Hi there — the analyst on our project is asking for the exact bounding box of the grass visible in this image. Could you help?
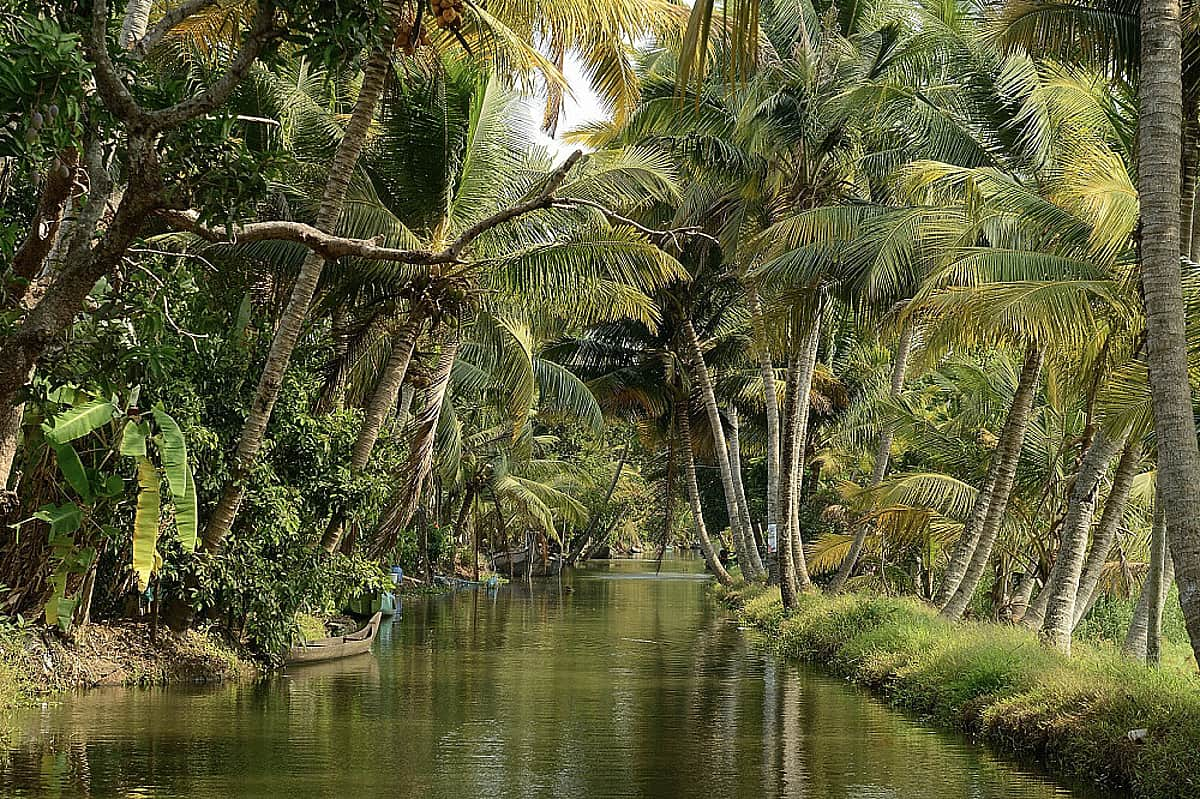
[719,583,1200,799]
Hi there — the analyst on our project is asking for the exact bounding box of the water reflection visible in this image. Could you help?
[2,556,1102,798]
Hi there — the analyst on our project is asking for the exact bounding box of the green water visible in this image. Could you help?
[3,556,1104,798]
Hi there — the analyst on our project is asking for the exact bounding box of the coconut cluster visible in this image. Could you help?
[429,0,465,31]
[396,17,431,54]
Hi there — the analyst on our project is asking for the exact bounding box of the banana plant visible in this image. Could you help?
[31,390,198,629]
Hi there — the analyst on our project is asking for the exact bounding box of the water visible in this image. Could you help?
[3,556,1104,798]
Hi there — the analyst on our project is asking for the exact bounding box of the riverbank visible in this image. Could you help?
[0,621,256,711]
[719,584,1200,799]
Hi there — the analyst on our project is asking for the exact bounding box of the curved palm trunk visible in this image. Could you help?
[320,313,425,552]
[750,289,781,534]
[829,324,913,593]
[679,411,733,585]
[349,313,425,471]
[1037,428,1127,652]
[1139,0,1200,665]
[784,314,822,597]
[681,319,759,581]
[1073,440,1142,628]
[940,344,1042,621]
[728,405,766,577]
[202,29,398,553]
[368,334,458,559]
[567,442,628,566]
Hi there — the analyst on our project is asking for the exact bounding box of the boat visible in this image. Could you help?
[490,549,563,577]
[285,612,382,665]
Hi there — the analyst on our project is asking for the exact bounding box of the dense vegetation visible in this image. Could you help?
[3,0,1200,713]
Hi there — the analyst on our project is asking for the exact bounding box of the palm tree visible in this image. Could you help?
[199,0,684,553]
[1138,0,1200,664]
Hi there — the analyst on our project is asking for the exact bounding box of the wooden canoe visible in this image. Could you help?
[285,612,383,665]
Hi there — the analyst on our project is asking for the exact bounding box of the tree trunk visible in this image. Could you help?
[777,350,802,608]
[1073,439,1142,628]
[349,313,424,471]
[784,313,822,595]
[728,405,766,578]
[203,37,398,553]
[320,313,425,552]
[1037,428,1127,653]
[119,0,155,49]
[567,441,628,566]
[750,288,781,535]
[679,410,733,585]
[1147,493,1168,665]
[680,319,760,581]
[1125,500,1174,660]
[828,324,913,592]
[368,334,459,559]
[1138,0,1200,666]
[940,344,1042,621]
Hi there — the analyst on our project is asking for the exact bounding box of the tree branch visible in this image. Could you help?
[444,149,585,259]
[145,1,283,130]
[157,150,596,265]
[131,0,220,58]
[550,197,719,247]
[82,0,150,125]
[157,210,450,263]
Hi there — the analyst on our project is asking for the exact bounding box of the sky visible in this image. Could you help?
[528,55,611,151]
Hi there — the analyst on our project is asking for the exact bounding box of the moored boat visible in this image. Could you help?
[285,612,383,665]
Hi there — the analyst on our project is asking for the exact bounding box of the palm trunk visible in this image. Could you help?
[681,319,758,581]
[349,313,424,471]
[567,442,628,566]
[1147,494,1169,665]
[785,313,822,595]
[1073,440,1142,628]
[1037,428,1127,652]
[319,314,424,552]
[728,405,766,578]
[368,334,459,559]
[750,289,781,534]
[202,31,398,553]
[679,410,733,585]
[1125,500,1174,660]
[777,350,802,608]
[1138,0,1200,666]
[119,0,155,49]
[829,324,913,592]
[940,344,1042,621]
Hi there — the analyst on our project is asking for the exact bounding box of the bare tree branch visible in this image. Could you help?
[157,210,449,263]
[443,149,585,259]
[157,150,595,264]
[550,197,719,247]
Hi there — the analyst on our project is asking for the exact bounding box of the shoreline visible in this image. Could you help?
[717,583,1200,799]
[1,622,257,712]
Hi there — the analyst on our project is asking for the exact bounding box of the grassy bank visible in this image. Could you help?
[719,584,1200,799]
[0,621,256,712]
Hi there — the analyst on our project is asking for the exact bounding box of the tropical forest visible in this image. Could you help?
[3,0,1200,797]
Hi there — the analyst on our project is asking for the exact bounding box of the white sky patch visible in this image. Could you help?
[528,53,611,154]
